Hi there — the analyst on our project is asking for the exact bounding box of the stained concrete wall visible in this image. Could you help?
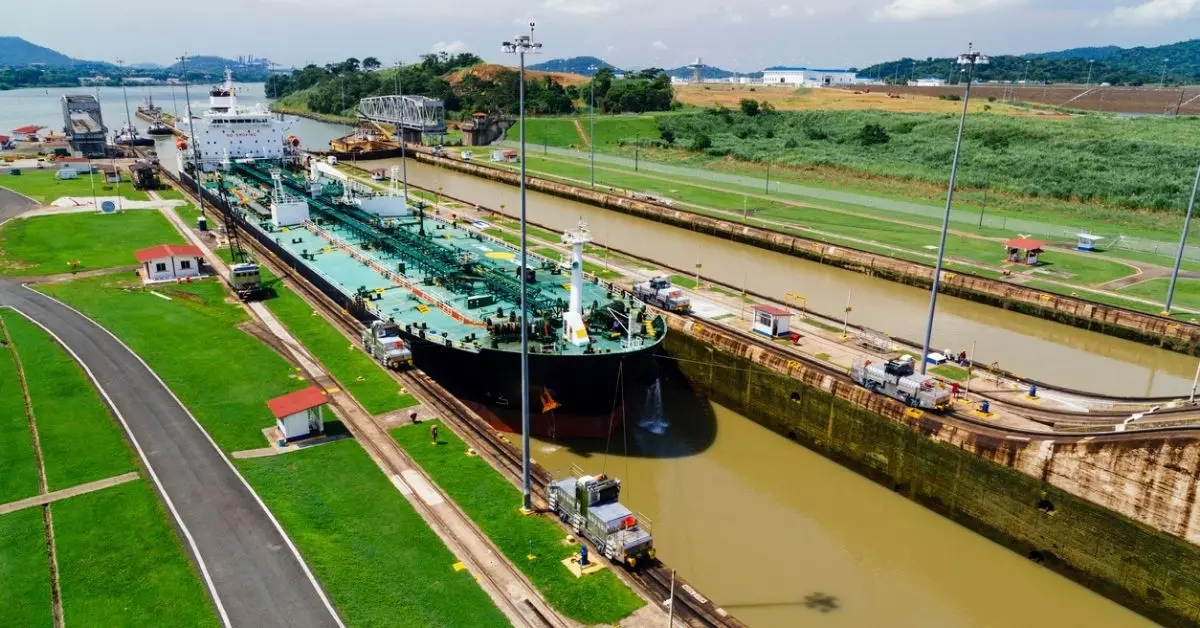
[413,152,1200,356]
[662,314,1200,627]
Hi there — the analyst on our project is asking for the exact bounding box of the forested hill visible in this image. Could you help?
[859,38,1200,86]
[528,56,614,75]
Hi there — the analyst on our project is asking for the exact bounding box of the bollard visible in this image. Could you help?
[980,400,990,414]
[1029,383,1038,398]
[579,544,589,567]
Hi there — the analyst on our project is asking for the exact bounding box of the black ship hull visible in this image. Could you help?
[183,170,661,438]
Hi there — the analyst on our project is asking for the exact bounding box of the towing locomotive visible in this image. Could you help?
[547,468,655,569]
[851,355,952,411]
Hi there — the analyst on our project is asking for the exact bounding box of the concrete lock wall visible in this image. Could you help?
[414,152,1200,356]
[660,313,1200,628]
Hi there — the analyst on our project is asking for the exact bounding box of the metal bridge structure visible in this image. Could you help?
[356,95,446,135]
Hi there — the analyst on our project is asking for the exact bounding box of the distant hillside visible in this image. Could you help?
[529,56,614,76]
[0,36,75,66]
[166,55,270,79]
[860,38,1200,86]
[665,64,762,80]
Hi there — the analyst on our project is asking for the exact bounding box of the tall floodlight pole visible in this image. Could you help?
[503,23,542,513]
[395,60,409,207]
[1164,161,1200,313]
[919,44,988,375]
[588,64,598,189]
[1085,59,1094,89]
[179,54,204,217]
[1162,58,1170,88]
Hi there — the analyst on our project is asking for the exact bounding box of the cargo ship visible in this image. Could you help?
[176,73,665,438]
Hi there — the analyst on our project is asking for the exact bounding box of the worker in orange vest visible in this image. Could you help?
[430,424,439,445]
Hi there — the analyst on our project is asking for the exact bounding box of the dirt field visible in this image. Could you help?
[672,84,1069,118]
[446,64,590,87]
[853,84,1200,115]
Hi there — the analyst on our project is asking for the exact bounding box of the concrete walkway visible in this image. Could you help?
[0,472,140,515]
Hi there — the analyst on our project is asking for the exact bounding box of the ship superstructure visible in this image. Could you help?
[180,69,292,170]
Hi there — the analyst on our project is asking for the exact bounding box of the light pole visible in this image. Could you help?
[502,22,542,513]
[179,54,205,218]
[588,64,598,189]
[1085,59,1094,89]
[395,60,409,208]
[1164,160,1200,313]
[919,44,988,375]
[1162,58,1170,88]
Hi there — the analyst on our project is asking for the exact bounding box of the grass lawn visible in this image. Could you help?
[37,276,305,452]
[505,118,585,148]
[590,116,661,148]
[670,274,698,289]
[53,480,219,627]
[173,203,201,227]
[1118,278,1200,312]
[260,268,417,414]
[0,508,52,628]
[931,364,971,382]
[0,311,134,491]
[483,227,520,247]
[533,247,563,261]
[0,316,39,504]
[156,188,186,201]
[238,440,510,627]
[583,260,622,280]
[0,169,150,205]
[0,211,184,276]
[392,421,644,624]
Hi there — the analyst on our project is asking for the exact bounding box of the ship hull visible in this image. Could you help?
[403,333,659,438]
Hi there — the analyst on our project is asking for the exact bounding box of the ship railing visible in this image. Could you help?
[305,222,486,329]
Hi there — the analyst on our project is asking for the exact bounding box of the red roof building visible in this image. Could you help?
[11,125,43,136]
[0,135,10,144]
[752,304,792,317]
[267,386,328,442]
[1004,237,1045,251]
[1004,238,1046,265]
[133,244,203,263]
[267,386,328,419]
[751,304,793,337]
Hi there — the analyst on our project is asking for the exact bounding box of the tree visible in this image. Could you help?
[739,98,760,116]
[362,57,382,71]
[858,123,890,146]
[660,129,675,144]
[691,132,712,151]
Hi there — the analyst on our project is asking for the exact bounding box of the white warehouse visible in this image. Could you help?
[761,66,859,87]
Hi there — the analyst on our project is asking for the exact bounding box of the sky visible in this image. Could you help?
[6,0,1200,70]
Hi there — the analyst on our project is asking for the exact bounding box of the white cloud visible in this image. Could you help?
[725,6,745,22]
[606,44,617,52]
[805,6,816,15]
[430,41,468,54]
[873,0,1023,21]
[769,4,792,17]
[542,0,616,16]
[651,39,668,50]
[1109,0,1199,25]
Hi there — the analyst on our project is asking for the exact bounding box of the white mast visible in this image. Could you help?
[561,218,592,346]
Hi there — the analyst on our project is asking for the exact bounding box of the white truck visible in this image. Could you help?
[851,356,952,411]
[633,276,691,313]
[361,320,414,369]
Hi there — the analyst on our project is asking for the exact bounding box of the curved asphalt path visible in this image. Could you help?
[0,280,342,628]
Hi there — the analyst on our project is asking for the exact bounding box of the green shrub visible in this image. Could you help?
[858,123,891,146]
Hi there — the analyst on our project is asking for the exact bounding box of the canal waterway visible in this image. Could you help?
[363,156,1198,397]
[520,374,1157,628]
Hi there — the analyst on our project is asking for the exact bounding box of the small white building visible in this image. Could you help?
[134,244,204,283]
[56,157,91,179]
[751,304,793,337]
[267,386,327,442]
[909,77,947,87]
[761,66,858,87]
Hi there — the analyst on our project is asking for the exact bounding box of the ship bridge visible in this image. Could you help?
[356,95,446,141]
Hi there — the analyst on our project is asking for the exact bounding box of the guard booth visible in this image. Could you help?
[1076,233,1103,252]
[1004,237,1045,265]
[751,304,792,337]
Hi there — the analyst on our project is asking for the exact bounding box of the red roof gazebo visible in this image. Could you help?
[1004,237,1045,265]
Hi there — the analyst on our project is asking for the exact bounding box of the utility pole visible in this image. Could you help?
[1164,160,1200,313]
[978,172,990,228]
[588,64,597,190]
[395,60,409,208]
[502,22,543,513]
[765,161,771,194]
[179,54,205,218]
[919,44,988,375]
[1162,58,1170,88]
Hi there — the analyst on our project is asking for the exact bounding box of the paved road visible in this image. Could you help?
[0,187,37,223]
[0,281,342,628]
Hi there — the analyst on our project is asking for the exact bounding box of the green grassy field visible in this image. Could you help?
[0,508,52,628]
[260,268,417,415]
[0,169,150,204]
[37,276,305,452]
[1119,278,1200,312]
[392,421,645,624]
[238,439,510,627]
[172,203,202,227]
[0,211,184,276]
[0,316,39,504]
[156,188,186,201]
[505,117,585,148]
[53,481,219,627]
[590,115,661,147]
[0,311,134,491]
